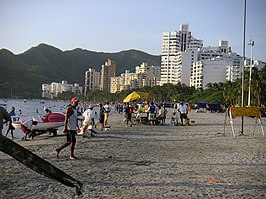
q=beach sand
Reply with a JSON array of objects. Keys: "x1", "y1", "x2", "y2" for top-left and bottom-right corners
[{"x1": 1, "y1": 109, "x2": 266, "y2": 198}]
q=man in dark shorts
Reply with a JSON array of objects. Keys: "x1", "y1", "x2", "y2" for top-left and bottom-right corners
[
  {"x1": 99, "y1": 103, "x2": 105, "y2": 131},
  {"x1": 124, "y1": 102, "x2": 133, "y2": 127},
  {"x1": 56, "y1": 97, "x2": 79, "y2": 160}
]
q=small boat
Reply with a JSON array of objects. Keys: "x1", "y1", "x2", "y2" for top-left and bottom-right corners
[
  {"x1": 23, "y1": 99, "x2": 27, "y2": 103},
  {"x1": 12, "y1": 113, "x2": 65, "y2": 137}
]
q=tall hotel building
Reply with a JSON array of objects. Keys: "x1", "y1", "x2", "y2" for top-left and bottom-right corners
[
  {"x1": 100, "y1": 59, "x2": 116, "y2": 93},
  {"x1": 84, "y1": 68, "x2": 100, "y2": 95},
  {"x1": 160, "y1": 24, "x2": 203, "y2": 86},
  {"x1": 190, "y1": 41, "x2": 242, "y2": 89}
]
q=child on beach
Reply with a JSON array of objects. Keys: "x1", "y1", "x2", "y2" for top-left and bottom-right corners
[{"x1": 171, "y1": 111, "x2": 178, "y2": 126}]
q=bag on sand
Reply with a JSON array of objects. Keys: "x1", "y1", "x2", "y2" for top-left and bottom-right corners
[{"x1": 185, "y1": 118, "x2": 190, "y2": 126}]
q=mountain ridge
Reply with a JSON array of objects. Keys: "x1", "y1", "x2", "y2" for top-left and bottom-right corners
[{"x1": 0, "y1": 43, "x2": 161, "y2": 98}]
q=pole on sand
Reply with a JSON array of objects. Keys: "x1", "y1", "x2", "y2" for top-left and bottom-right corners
[{"x1": 240, "y1": 0, "x2": 247, "y2": 135}]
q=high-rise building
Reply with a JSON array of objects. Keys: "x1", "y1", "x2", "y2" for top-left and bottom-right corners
[
  {"x1": 100, "y1": 59, "x2": 116, "y2": 93},
  {"x1": 110, "y1": 63, "x2": 160, "y2": 93},
  {"x1": 190, "y1": 41, "x2": 243, "y2": 88},
  {"x1": 190, "y1": 57, "x2": 233, "y2": 89},
  {"x1": 135, "y1": 63, "x2": 160, "y2": 87},
  {"x1": 42, "y1": 81, "x2": 82, "y2": 99},
  {"x1": 160, "y1": 24, "x2": 203, "y2": 85},
  {"x1": 84, "y1": 68, "x2": 100, "y2": 95}
]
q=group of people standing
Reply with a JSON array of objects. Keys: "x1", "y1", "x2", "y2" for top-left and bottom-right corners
[
  {"x1": 172, "y1": 101, "x2": 189, "y2": 126},
  {"x1": 123, "y1": 101, "x2": 189, "y2": 127},
  {"x1": 124, "y1": 101, "x2": 166, "y2": 126},
  {"x1": 1, "y1": 98, "x2": 189, "y2": 162}
]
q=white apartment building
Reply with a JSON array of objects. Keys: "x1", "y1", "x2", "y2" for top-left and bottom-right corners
[
  {"x1": 190, "y1": 41, "x2": 245, "y2": 88},
  {"x1": 199, "y1": 40, "x2": 231, "y2": 61},
  {"x1": 42, "y1": 81, "x2": 82, "y2": 99},
  {"x1": 110, "y1": 70, "x2": 135, "y2": 93},
  {"x1": 110, "y1": 76, "x2": 123, "y2": 93},
  {"x1": 135, "y1": 63, "x2": 160, "y2": 87},
  {"x1": 191, "y1": 57, "x2": 233, "y2": 89},
  {"x1": 161, "y1": 24, "x2": 203, "y2": 86},
  {"x1": 110, "y1": 63, "x2": 160, "y2": 93},
  {"x1": 244, "y1": 59, "x2": 265, "y2": 70},
  {"x1": 84, "y1": 68, "x2": 100, "y2": 95}
]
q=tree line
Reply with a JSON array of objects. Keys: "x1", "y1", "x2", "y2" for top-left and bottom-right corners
[{"x1": 57, "y1": 65, "x2": 266, "y2": 106}]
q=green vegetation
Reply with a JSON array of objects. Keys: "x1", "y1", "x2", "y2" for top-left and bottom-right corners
[
  {"x1": 71, "y1": 65, "x2": 266, "y2": 106},
  {"x1": 1, "y1": 44, "x2": 265, "y2": 106}
]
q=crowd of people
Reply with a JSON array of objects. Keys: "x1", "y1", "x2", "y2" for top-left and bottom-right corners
[
  {"x1": 114, "y1": 100, "x2": 190, "y2": 127},
  {"x1": 0, "y1": 97, "x2": 190, "y2": 160}
]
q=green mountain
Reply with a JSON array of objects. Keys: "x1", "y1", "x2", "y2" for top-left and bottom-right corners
[{"x1": 0, "y1": 44, "x2": 161, "y2": 98}]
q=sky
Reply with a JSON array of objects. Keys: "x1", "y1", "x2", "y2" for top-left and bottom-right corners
[{"x1": 0, "y1": 0, "x2": 266, "y2": 61}]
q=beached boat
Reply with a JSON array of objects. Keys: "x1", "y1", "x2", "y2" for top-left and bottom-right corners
[{"x1": 12, "y1": 112, "x2": 65, "y2": 137}]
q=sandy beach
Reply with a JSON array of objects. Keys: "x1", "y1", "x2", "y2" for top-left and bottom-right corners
[{"x1": 1, "y1": 109, "x2": 266, "y2": 198}]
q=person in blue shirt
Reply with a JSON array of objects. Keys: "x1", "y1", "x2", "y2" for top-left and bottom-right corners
[
  {"x1": 99, "y1": 103, "x2": 105, "y2": 131},
  {"x1": 148, "y1": 101, "x2": 156, "y2": 125},
  {"x1": 5, "y1": 107, "x2": 15, "y2": 138}
]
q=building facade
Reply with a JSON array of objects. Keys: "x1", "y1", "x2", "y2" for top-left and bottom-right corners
[
  {"x1": 135, "y1": 63, "x2": 160, "y2": 87},
  {"x1": 160, "y1": 24, "x2": 203, "y2": 85},
  {"x1": 100, "y1": 59, "x2": 116, "y2": 93},
  {"x1": 110, "y1": 63, "x2": 160, "y2": 93},
  {"x1": 42, "y1": 81, "x2": 82, "y2": 99},
  {"x1": 190, "y1": 58, "x2": 233, "y2": 89},
  {"x1": 190, "y1": 41, "x2": 244, "y2": 88},
  {"x1": 84, "y1": 68, "x2": 100, "y2": 95}
]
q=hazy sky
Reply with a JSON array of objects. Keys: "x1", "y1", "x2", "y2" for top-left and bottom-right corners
[{"x1": 1, "y1": 0, "x2": 265, "y2": 61}]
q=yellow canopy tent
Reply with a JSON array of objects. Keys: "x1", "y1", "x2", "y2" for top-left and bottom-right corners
[
  {"x1": 123, "y1": 91, "x2": 149, "y2": 102},
  {"x1": 224, "y1": 106, "x2": 264, "y2": 138}
]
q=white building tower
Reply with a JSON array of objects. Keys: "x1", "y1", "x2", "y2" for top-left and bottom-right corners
[
  {"x1": 84, "y1": 68, "x2": 100, "y2": 95},
  {"x1": 160, "y1": 24, "x2": 203, "y2": 86}
]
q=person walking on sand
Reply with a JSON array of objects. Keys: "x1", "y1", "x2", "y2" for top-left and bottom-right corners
[
  {"x1": 81, "y1": 104, "x2": 95, "y2": 137},
  {"x1": 56, "y1": 97, "x2": 79, "y2": 160},
  {"x1": 0, "y1": 106, "x2": 11, "y2": 136},
  {"x1": 5, "y1": 107, "x2": 16, "y2": 138},
  {"x1": 178, "y1": 101, "x2": 188, "y2": 125}
]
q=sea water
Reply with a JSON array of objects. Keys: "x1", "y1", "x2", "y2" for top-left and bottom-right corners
[
  {"x1": 2, "y1": 99, "x2": 69, "y2": 115},
  {"x1": 1, "y1": 99, "x2": 105, "y2": 139},
  {"x1": 1, "y1": 99, "x2": 70, "y2": 139}
]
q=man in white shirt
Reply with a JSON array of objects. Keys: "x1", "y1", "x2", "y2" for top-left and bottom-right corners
[
  {"x1": 81, "y1": 105, "x2": 95, "y2": 137},
  {"x1": 178, "y1": 101, "x2": 188, "y2": 125}
]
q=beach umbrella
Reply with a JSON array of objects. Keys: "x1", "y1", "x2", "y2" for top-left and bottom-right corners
[{"x1": 123, "y1": 91, "x2": 140, "y2": 102}]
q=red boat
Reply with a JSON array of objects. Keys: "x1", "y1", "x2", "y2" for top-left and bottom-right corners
[{"x1": 12, "y1": 113, "x2": 65, "y2": 137}]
